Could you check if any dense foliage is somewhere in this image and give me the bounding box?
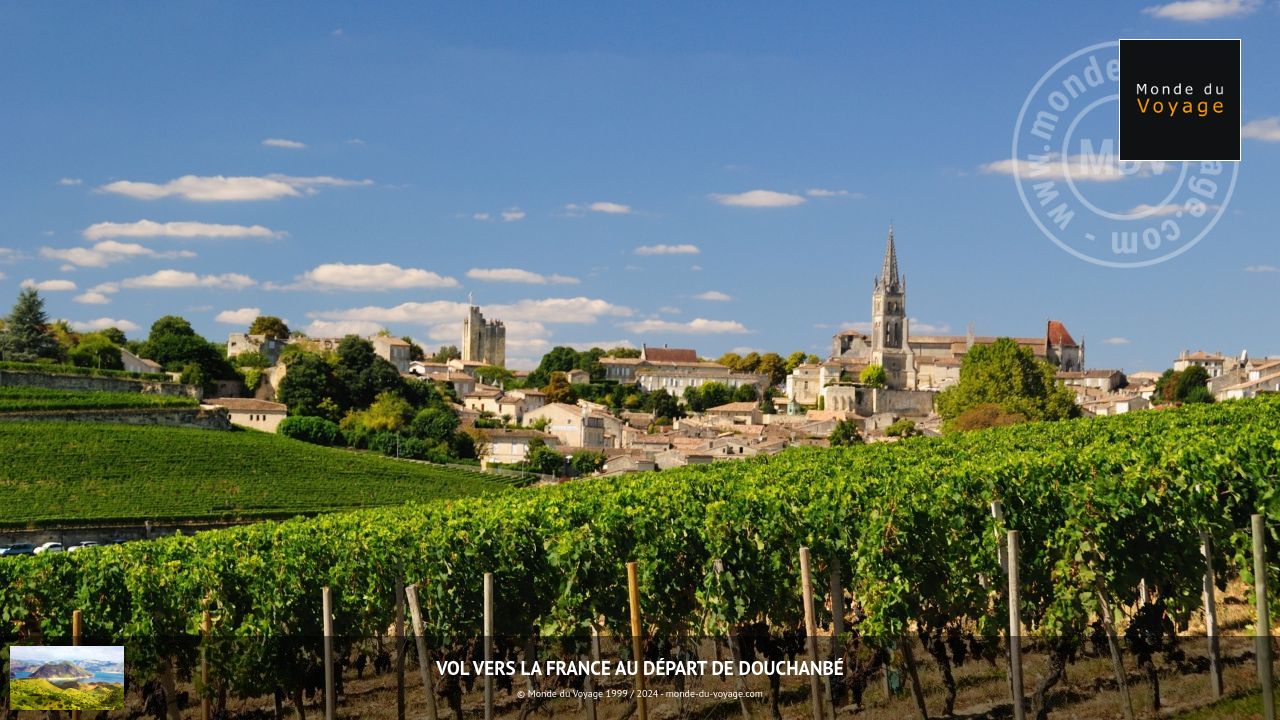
[937,337,1079,430]
[0,387,197,412]
[276,415,345,446]
[0,422,509,526]
[4,398,1280,718]
[0,288,60,362]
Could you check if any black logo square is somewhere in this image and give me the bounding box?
[1119,39,1240,161]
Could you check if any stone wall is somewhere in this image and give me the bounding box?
[869,388,936,416]
[0,405,231,430]
[0,369,200,398]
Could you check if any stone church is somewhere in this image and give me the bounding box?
[792,226,1085,401]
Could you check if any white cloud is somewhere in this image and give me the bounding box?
[69,317,140,332]
[1143,0,1259,21]
[472,212,492,221]
[805,188,864,199]
[1242,117,1280,142]
[122,270,255,290]
[262,138,307,149]
[658,306,681,315]
[99,174,372,201]
[1103,337,1132,345]
[84,219,282,241]
[345,138,366,145]
[635,244,700,256]
[0,271,5,280]
[73,291,111,305]
[980,154,1171,183]
[711,189,806,208]
[1245,265,1279,273]
[310,297,632,327]
[620,318,749,335]
[0,248,24,263]
[1126,202,1221,217]
[589,201,632,215]
[215,307,263,325]
[279,263,459,291]
[59,177,82,186]
[501,207,526,222]
[303,319,385,337]
[566,339,635,351]
[20,278,77,292]
[466,268,579,285]
[41,241,196,268]
[694,290,733,302]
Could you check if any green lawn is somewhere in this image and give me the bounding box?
[0,422,511,527]
[1171,691,1263,719]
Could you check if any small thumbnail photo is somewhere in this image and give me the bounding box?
[8,645,125,711]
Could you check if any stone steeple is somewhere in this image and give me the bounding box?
[876,224,902,293]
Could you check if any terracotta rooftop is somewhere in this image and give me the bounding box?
[641,346,699,363]
[1047,320,1077,347]
[208,398,287,412]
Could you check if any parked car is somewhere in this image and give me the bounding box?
[0,542,35,556]
[33,542,64,555]
[68,541,100,553]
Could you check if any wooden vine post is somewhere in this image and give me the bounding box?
[484,572,495,720]
[827,557,842,718]
[798,547,825,720]
[72,609,82,720]
[323,586,335,720]
[1201,531,1222,699]
[1093,581,1135,720]
[627,561,649,720]
[1006,530,1025,720]
[201,609,212,720]
[405,584,439,720]
[1254,514,1275,720]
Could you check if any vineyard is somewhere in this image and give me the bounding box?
[0,360,168,381]
[0,423,512,527]
[3,397,1280,719]
[0,386,198,412]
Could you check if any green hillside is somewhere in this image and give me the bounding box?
[0,422,512,527]
[10,678,125,711]
[0,386,198,412]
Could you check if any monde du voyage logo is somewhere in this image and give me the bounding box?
[1011,40,1240,268]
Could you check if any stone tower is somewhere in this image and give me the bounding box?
[869,225,914,390]
[461,304,506,367]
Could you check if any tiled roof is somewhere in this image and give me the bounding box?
[208,397,287,412]
[641,346,699,363]
[1046,320,1077,347]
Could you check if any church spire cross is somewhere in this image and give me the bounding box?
[879,224,901,292]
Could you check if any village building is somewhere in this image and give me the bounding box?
[119,347,163,374]
[461,302,506,367]
[478,428,558,466]
[207,397,288,432]
[371,335,412,373]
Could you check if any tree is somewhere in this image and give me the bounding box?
[570,450,606,476]
[428,345,461,363]
[732,384,758,402]
[475,365,515,387]
[528,346,579,387]
[278,416,345,446]
[401,336,425,362]
[524,438,565,476]
[230,350,270,369]
[757,352,787,387]
[885,418,920,438]
[785,351,808,374]
[335,335,404,408]
[68,332,124,370]
[543,372,578,404]
[354,391,415,432]
[99,327,128,346]
[949,403,1027,432]
[684,382,733,412]
[935,338,1079,431]
[410,406,460,443]
[142,315,236,388]
[1175,365,1213,403]
[759,387,777,415]
[49,320,79,361]
[0,288,60,362]
[278,352,344,420]
[860,364,887,389]
[646,389,685,422]
[248,315,290,339]
[828,418,864,446]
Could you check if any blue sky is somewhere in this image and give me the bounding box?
[0,2,1276,370]
[10,644,123,666]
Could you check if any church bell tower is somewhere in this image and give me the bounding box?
[869,225,913,389]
